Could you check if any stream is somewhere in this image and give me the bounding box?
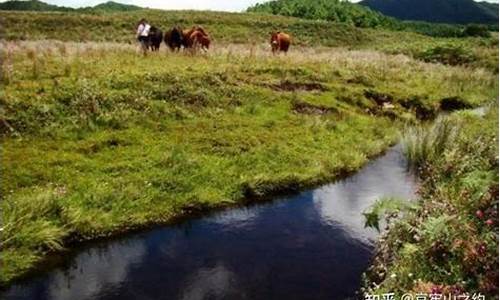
[1,145,418,300]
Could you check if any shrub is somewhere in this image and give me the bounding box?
[415,44,477,66]
[463,24,491,38]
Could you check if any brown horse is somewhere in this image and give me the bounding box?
[190,30,211,51]
[270,31,291,54]
[182,26,208,49]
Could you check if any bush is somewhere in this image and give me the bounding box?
[463,24,491,38]
[415,45,477,66]
[402,21,464,38]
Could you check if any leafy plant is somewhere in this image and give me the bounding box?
[363,197,418,231]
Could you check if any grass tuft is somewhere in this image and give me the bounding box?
[402,117,461,169]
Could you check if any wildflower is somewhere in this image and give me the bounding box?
[478,243,487,255]
[485,219,494,226]
[476,210,484,219]
[390,273,397,279]
[431,285,443,294]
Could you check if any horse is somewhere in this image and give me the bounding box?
[270,31,291,54]
[164,26,184,51]
[182,26,208,49]
[190,30,211,51]
[148,26,163,51]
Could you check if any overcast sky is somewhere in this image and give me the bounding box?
[2,0,499,12]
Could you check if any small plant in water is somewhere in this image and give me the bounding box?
[363,197,418,231]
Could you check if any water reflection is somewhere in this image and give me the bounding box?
[4,238,147,300]
[180,264,239,300]
[2,146,417,300]
[314,145,417,244]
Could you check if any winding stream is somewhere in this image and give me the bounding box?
[2,145,418,300]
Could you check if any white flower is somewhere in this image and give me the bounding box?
[390,273,397,279]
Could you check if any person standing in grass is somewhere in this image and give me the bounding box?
[136,18,151,55]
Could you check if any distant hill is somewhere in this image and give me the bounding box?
[359,0,499,24]
[0,0,142,12]
[0,0,72,11]
[476,1,500,17]
[88,1,142,12]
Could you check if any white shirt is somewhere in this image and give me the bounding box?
[137,23,151,37]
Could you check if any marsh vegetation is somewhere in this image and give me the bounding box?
[0,8,498,292]
[363,106,498,298]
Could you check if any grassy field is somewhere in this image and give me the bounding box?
[0,8,498,287]
[1,39,497,285]
[0,10,498,72]
[363,105,499,298]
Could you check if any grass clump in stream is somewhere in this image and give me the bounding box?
[402,117,461,168]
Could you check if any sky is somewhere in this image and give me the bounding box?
[2,0,499,12]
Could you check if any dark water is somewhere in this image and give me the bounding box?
[2,146,417,300]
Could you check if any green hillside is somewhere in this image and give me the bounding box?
[84,1,142,12]
[246,0,498,37]
[2,0,496,38]
[247,0,396,28]
[477,1,500,18]
[0,9,373,46]
[360,0,499,24]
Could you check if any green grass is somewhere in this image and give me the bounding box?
[0,39,497,285]
[363,106,499,298]
[1,9,497,73]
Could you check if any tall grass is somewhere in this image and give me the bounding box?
[0,42,13,84]
[1,189,67,251]
[402,117,461,168]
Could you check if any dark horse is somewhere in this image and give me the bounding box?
[148,26,163,51]
[164,26,184,51]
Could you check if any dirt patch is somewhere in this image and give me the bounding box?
[269,80,329,92]
[364,90,393,106]
[440,96,473,111]
[292,100,338,115]
[400,97,437,120]
[365,90,439,121]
